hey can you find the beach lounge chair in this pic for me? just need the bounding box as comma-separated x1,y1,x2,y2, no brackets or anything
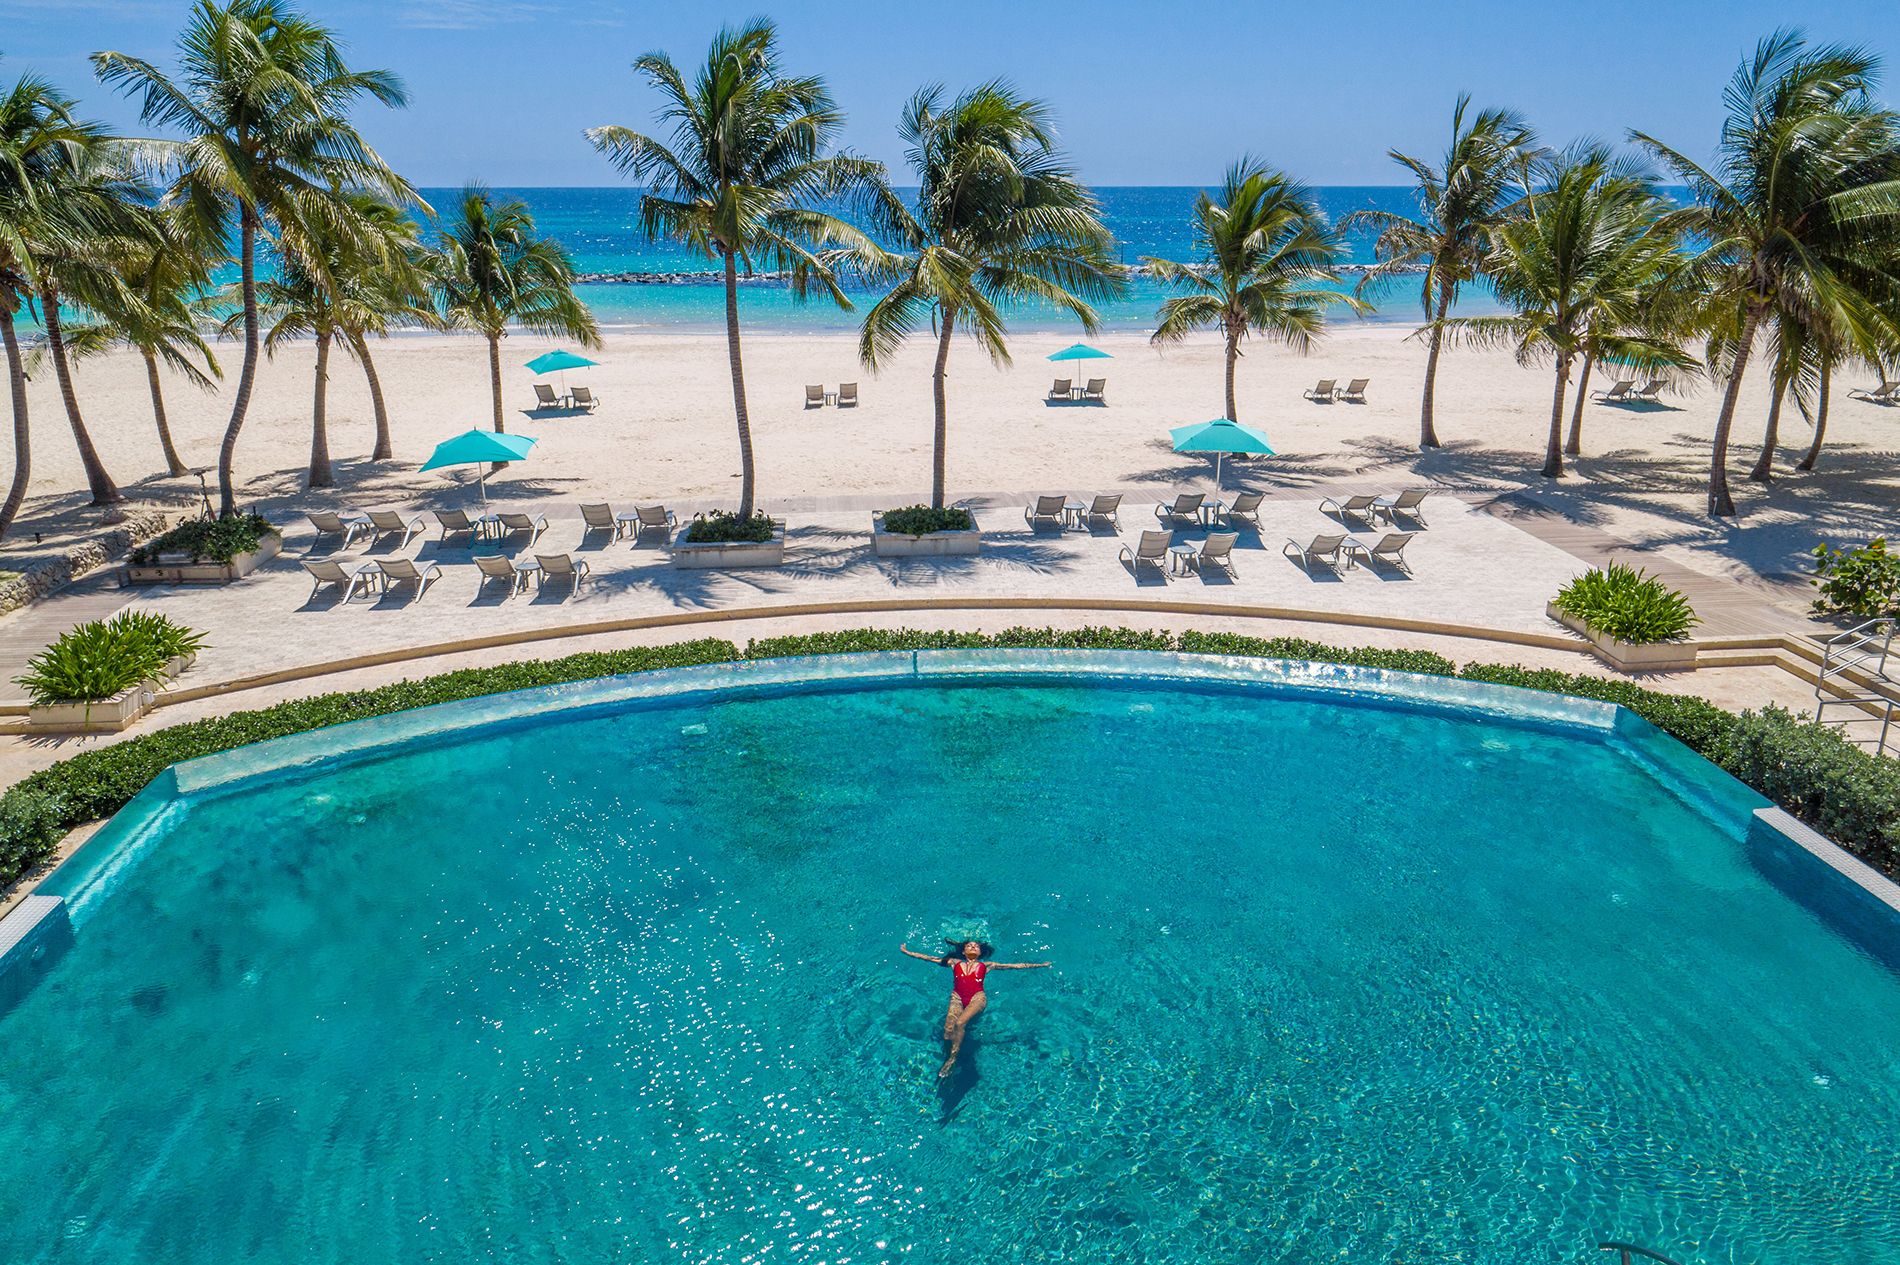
534,553,592,590
1155,492,1206,525
1221,490,1264,527
570,385,599,411
1630,379,1668,403
805,384,825,408
1850,380,1899,403
1303,379,1336,401
434,508,480,542
1119,529,1171,577
1283,533,1350,573
1082,378,1107,403
1192,532,1240,577
1318,492,1379,524
1048,378,1073,401
495,512,548,543
1372,489,1430,526
307,509,371,548
1336,378,1369,403
366,510,425,548
301,557,377,603
1345,531,1417,574
1592,379,1635,402
374,556,442,598
634,504,677,535
837,382,859,407
580,502,630,538
1084,493,1122,528
1025,494,1069,528
533,383,565,409
474,552,531,596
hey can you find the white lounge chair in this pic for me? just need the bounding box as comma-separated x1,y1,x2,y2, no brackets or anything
1303,379,1336,401
837,382,858,407
301,557,377,602
1335,378,1368,403
533,382,565,409
1345,531,1417,574
580,502,630,538
474,552,531,596
435,508,480,542
1850,380,1899,404
1372,489,1430,526
1155,492,1206,525
1283,533,1350,573
1119,529,1171,577
374,556,442,598
534,553,592,590
1592,379,1635,402
1629,379,1668,403
570,385,599,411
1193,532,1240,576
1084,493,1122,528
1081,378,1107,403
634,504,677,534
1025,494,1068,527
1221,490,1264,527
495,512,548,543
1048,378,1072,401
307,509,370,548
805,384,826,408
1318,493,1379,524
366,510,425,548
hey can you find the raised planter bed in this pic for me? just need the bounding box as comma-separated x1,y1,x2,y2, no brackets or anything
672,522,786,569
24,649,198,734
1547,601,1698,672
125,533,281,586
871,510,981,558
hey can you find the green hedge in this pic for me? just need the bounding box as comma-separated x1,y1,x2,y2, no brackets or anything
3,626,1897,892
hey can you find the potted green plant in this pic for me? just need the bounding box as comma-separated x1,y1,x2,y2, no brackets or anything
1546,562,1699,671
672,511,785,569
871,505,981,558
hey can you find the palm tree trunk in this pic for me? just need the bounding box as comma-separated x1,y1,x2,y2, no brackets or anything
485,330,508,474
1798,361,1831,472
1223,324,1240,422
931,304,957,510
0,296,31,539
40,286,121,505
722,250,757,519
1565,348,1595,456
1707,307,1761,516
1748,375,1785,483
307,330,333,489
218,208,262,518
1542,353,1571,479
1419,286,1450,449
354,331,393,460
143,349,189,476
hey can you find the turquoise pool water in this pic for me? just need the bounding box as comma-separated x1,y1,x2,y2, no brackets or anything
2,658,1898,1265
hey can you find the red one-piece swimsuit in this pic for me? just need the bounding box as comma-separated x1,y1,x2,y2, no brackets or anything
952,960,989,1005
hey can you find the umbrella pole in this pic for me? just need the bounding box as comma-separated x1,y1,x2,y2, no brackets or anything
478,465,488,505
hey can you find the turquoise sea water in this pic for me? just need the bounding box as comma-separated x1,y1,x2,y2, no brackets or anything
2,670,1898,1264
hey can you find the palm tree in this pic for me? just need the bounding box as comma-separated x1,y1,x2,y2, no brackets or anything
338,194,433,461
588,20,885,519
1342,96,1536,448
0,69,131,536
432,187,599,438
1465,148,1695,479
1145,159,1360,423
856,83,1119,508
1632,30,1900,514
1563,269,1699,457
251,239,345,487
94,0,413,517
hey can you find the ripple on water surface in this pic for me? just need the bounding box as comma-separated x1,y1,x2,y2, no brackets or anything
1,678,1897,1265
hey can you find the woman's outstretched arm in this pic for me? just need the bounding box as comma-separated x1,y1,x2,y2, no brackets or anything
899,943,947,964
989,960,1052,970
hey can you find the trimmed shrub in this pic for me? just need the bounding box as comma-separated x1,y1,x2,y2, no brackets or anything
1552,562,1698,643
683,511,777,544
879,506,975,535
130,514,277,565
1810,538,1900,619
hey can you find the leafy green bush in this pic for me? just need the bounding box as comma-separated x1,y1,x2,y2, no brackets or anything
12,612,207,705
879,506,975,535
1552,562,1699,643
1810,538,1900,619
130,514,278,565
683,511,777,544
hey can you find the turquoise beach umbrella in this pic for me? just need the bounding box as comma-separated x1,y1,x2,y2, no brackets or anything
420,429,538,503
1169,418,1274,499
525,349,598,374
1047,342,1112,366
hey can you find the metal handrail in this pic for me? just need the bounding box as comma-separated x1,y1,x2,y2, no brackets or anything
1598,1242,1689,1265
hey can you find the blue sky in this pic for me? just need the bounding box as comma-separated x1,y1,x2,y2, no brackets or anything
4,0,1897,187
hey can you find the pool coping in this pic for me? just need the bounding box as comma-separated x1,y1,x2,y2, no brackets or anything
2,650,1893,980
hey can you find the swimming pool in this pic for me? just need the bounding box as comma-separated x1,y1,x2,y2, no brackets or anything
2,651,1896,1265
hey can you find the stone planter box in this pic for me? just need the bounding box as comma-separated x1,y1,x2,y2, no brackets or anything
24,651,196,734
672,522,786,569
125,533,281,586
870,511,981,558
1547,601,1697,672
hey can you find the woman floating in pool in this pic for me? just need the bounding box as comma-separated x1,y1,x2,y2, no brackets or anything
900,940,1051,1078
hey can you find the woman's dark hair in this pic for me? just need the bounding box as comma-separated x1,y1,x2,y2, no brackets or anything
942,939,994,962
